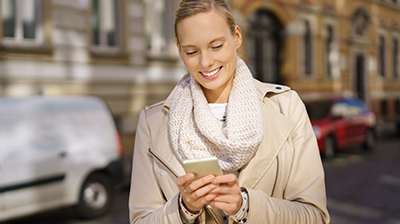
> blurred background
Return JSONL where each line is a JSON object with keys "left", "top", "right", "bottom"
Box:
{"left": 0, "top": 0, "right": 400, "bottom": 223}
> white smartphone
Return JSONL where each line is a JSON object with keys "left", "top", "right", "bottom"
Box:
{"left": 182, "top": 157, "right": 222, "bottom": 181}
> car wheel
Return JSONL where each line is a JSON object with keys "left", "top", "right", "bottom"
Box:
{"left": 323, "top": 136, "right": 335, "bottom": 160}
{"left": 76, "top": 172, "right": 113, "bottom": 219}
{"left": 363, "top": 129, "right": 375, "bottom": 151}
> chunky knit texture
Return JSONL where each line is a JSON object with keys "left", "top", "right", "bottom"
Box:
{"left": 168, "top": 57, "right": 264, "bottom": 172}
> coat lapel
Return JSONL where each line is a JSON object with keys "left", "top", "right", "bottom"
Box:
{"left": 238, "top": 99, "right": 291, "bottom": 189}
{"left": 149, "top": 127, "right": 186, "bottom": 178}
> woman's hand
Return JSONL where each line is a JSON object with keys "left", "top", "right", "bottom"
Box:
{"left": 177, "top": 173, "right": 219, "bottom": 213}
{"left": 209, "top": 174, "right": 242, "bottom": 215}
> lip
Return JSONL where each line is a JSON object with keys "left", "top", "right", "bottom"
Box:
{"left": 199, "top": 66, "right": 223, "bottom": 80}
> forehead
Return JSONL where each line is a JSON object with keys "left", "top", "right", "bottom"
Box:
{"left": 177, "top": 10, "right": 232, "bottom": 46}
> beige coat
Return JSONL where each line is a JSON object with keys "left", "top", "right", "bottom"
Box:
{"left": 129, "top": 78, "right": 330, "bottom": 224}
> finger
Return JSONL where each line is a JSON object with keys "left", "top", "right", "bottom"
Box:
{"left": 210, "top": 185, "right": 241, "bottom": 195}
{"left": 182, "top": 192, "right": 219, "bottom": 213}
{"left": 213, "top": 174, "right": 238, "bottom": 185}
{"left": 210, "top": 200, "right": 241, "bottom": 215}
{"left": 185, "top": 175, "right": 216, "bottom": 194}
{"left": 211, "top": 194, "right": 241, "bottom": 203}
{"left": 193, "top": 192, "right": 219, "bottom": 205}
{"left": 177, "top": 173, "right": 195, "bottom": 187}
{"left": 187, "top": 183, "right": 218, "bottom": 200}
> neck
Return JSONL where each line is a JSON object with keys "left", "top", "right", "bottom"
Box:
{"left": 202, "top": 75, "right": 235, "bottom": 103}
{"left": 202, "top": 87, "right": 230, "bottom": 103}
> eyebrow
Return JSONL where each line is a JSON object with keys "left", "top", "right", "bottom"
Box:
{"left": 181, "top": 36, "right": 226, "bottom": 48}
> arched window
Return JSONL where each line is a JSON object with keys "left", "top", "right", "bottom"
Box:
{"left": 91, "top": 0, "right": 119, "bottom": 47}
{"left": 394, "top": 38, "right": 399, "bottom": 79}
{"left": 304, "top": 20, "right": 312, "bottom": 75}
{"left": 325, "top": 25, "right": 334, "bottom": 77}
{"left": 247, "top": 10, "right": 283, "bottom": 84}
{"left": 379, "top": 35, "right": 386, "bottom": 77}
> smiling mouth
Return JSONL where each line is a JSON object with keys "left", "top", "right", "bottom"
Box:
{"left": 200, "top": 66, "right": 222, "bottom": 77}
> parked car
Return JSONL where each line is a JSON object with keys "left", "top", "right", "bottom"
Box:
{"left": 0, "top": 96, "right": 124, "bottom": 221}
{"left": 305, "top": 98, "right": 376, "bottom": 159}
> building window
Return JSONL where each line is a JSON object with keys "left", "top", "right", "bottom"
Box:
{"left": 145, "top": 0, "right": 175, "bottom": 57}
{"left": 379, "top": 35, "right": 386, "bottom": 77}
{"left": 2, "top": 0, "right": 42, "bottom": 42}
{"left": 304, "top": 20, "right": 312, "bottom": 75}
{"left": 394, "top": 38, "right": 399, "bottom": 79}
{"left": 325, "top": 25, "right": 334, "bottom": 77}
{"left": 91, "top": 0, "right": 119, "bottom": 48}
{"left": 381, "top": 99, "right": 387, "bottom": 116}
{"left": 395, "top": 99, "right": 400, "bottom": 115}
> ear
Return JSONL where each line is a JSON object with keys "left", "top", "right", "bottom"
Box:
{"left": 234, "top": 25, "right": 242, "bottom": 50}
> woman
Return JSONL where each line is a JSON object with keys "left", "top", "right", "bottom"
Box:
{"left": 129, "top": 0, "right": 330, "bottom": 223}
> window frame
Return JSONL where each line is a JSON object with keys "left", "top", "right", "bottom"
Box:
{"left": 378, "top": 34, "right": 386, "bottom": 78}
{"left": 393, "top": 36, "right": 399, "bottom": 80}
{"left": 90, "top": 0, "right": 122, "bottom": 53}
{"left": 144, "top": 0, "right": 178, "bottom": 61}
{"left": 298, "top": 15, "right": 316, "bottom": 80}
{"left": 322, "top": 18, "right": 339, "bottom": 80}
{"left": 304, "top": 20, "right": 313, "bottom": 76}
{"left": 1, "top": 0, "right": 44, "bottom": 47}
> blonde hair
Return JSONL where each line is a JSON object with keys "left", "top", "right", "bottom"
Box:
{"left": 174, "top": 0, "right": 236, "bottom": 44}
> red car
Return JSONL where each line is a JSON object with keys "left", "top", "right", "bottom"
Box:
{"left": 305, "top": 98, "right": 376, "bottom": 159}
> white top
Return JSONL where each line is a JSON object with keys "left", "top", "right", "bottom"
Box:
{"left": 208, "top": 103, "right": 227, "bottom": 123}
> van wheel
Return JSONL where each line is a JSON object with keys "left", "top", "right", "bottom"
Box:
{"left": 323, "top": 136, "right": 335, "bottom": 160}
{"left": 76, "top": 173, "right": 113, "bottom": 219}
{"left": 363, "top": 129, "right": 375, "bottom": 151}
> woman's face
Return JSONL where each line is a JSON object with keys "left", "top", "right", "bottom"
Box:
{"left": 176, "top": 9, "right": 242, "bottom": 103}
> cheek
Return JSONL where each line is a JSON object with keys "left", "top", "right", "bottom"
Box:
{"left": 181, "top": 57, "right": 197, "bottom": 70}
{"left": 219, "top": 46, "right": 237, "bottom": 63}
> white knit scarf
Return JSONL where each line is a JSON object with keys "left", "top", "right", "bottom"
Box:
{"left": 168, "top": 57, "right": 264, "bottom": 173}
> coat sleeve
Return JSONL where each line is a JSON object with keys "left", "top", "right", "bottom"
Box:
{"left": 244, "top": 91, "right": 330, "bottom": 223}
{"left": 128, "top": 109, "right": 183, "bottom": 224}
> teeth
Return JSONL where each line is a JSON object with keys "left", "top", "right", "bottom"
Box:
{"left": 202, "top": 67, "right": 221, "bottom": 77}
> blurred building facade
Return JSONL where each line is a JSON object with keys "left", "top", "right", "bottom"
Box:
{"left": 231, "top": 0, "right": 400, "bottom": 122}
{"left": 0, "top": 0, "right": 400, "bottom": 136}
{"left": 0, "top": 0, "right": 186, "bottom": 136}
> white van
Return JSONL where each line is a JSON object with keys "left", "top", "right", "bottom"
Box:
{"left": 0, "top": 96, "right": 124, "bottom": 221}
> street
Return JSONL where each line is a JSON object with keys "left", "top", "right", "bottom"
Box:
{"left": 3, "top": 136, "right": 400, "bottom": 224}
{"left": 325, "top": 135, "right": 400, "bottom": 224}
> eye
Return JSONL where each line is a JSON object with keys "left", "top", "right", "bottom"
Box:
{"left": 212, "top": 44, "right": 223, "bottom": 49}
{"left": 186, "top": 51, "right": 197, "bottom": 55}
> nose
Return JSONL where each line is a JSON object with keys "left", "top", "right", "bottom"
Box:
{"left": 200, "top": 52, "right": 214, "bottom": 69}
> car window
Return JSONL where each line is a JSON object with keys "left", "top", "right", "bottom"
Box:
{"left": 346, "top": 99, "right": 363, "bottom": 116}
{"left": 332, "top": 99, "right": 365, "bottom": 117}
{"left": 305, "top": 101, "right": 331, "bottom": 120}
{"left": 331, "top": 101, "right": 349, "bottom": 117}
{"left": 353, "top": 99, "right": 369, "bottom": 113}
